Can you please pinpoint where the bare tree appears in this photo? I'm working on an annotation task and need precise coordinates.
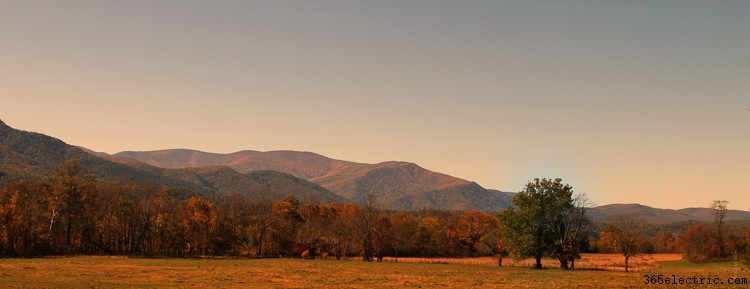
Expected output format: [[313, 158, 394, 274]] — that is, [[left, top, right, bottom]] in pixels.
[[554, 194, 592, 269], [711, 200, 728, 257], [600, 216, 649, 272], [354, 194, 381, 262], [247, 198, 273, 256]]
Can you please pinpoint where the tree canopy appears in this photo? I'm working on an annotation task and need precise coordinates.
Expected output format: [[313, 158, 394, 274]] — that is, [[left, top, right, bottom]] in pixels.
[[498, 178, 589, 269]]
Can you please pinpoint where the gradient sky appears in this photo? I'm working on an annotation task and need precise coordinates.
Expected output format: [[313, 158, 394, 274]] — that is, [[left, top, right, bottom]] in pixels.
[[1, 1, 748, 210]]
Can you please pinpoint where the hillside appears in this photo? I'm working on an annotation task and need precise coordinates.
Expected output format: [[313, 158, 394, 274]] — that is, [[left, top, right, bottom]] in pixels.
[[114, 149, 366, 180], [163, 166, 347, 203], [111, 149, 515, 211], [0, 119, 342, 203], [0, 119, 204, 194], [8, 119, 744, 218], [310, 161, 510, 211], [588, 203, 750, 224]]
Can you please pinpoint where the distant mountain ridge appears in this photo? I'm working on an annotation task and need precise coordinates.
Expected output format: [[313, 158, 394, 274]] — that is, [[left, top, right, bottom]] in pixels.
[[3, 118, 749, 222], [0, 119, 343, 203], [115, 149, 362, 180], [110, 149, 515, 211], [588, 203, 750, 224]]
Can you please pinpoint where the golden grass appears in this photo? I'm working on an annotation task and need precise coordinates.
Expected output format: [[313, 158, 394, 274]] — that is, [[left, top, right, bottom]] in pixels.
[[0, 255, 746, 288], [382, 253, 685, 271]]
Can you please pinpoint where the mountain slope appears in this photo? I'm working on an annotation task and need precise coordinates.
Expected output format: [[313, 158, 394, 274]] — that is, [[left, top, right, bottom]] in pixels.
[[0, 119, 343, 203], [162, 166, 347, 203], [588, 203, 750, 224], [311, 161, 510, 211], [0, 119, 204, 193], [4, 119, 747, 218], [115, 149, 366, 180], [112, 149, 515, 211]]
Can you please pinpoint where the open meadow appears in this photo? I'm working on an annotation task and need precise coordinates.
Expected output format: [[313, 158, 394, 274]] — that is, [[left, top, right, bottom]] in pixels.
[[0, 255, 748, 288], [381, 253, 684, 271]]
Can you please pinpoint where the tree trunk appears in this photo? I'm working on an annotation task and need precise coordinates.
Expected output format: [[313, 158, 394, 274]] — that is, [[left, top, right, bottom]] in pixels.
[[625, 255, 630, 272], [335, 240, 341, 260], [66, 217, 72, 247], [231, 222, 236, 257], [49, 210, 57, 249], [363, 235, 374, 262], [344, 239, 350, 260], [559, 258, 569, 270], [534, 256, 542, 269], [256, 237, 262, 256]]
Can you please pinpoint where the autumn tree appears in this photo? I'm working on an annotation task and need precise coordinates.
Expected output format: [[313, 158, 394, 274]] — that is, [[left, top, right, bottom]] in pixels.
[[414, 210, 462, 257], [182, 196, 215, 255], [372, 214, 394, 262], [390, 211, 417, 261], [498, 178, 581, 269], [47, 160, 97, 253], [0, 181, 48, 256], [149, 188, 183, 256], [297, 204, 336, 258], [415, 216, 442, 257], [330, 203, 357, 260], [247, 197, 273, 256], [679, 223, 714, 262], [354, 195, 381, 262], [651, 232, 677, 253], [456, 209, 497, 255], [269, 195, 302, 257], [479, 221, 508, 267], [216, 192, 249, 256], [97, 182, 137, 255], [599, 216, 650, 272]]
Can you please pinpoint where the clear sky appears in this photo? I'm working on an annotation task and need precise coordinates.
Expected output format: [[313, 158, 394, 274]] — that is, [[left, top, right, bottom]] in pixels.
[[1, 1, 748, 210]]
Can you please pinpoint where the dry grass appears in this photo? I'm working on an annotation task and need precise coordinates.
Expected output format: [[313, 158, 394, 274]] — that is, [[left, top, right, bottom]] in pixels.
[[0, 255, 746, 288], [382, 253, 684, 271]]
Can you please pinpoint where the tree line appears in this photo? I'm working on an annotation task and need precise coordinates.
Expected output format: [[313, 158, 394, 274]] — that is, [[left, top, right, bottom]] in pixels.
[[0, 160, 498, 259], [597, 200, 750, 270], [0, 160, 748, 270]]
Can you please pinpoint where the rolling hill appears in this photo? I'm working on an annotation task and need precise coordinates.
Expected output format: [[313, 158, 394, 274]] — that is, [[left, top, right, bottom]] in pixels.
[[114, 149, 365, 180], [162, 166, 348, 204], [4, 118, 748, 221], [588, 203, 750, 224], [0, 119, 204, 193], [0, 119, 343, 203], [110, 149, 515, 211]]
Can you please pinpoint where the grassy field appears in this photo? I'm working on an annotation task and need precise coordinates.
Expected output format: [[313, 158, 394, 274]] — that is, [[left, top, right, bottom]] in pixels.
[[0, 255, 747, 288], [381, 253, 684, 271]]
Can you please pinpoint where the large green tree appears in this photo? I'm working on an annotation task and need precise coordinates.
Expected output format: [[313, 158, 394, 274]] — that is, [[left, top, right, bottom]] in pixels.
[[499, 178, 588, 269]]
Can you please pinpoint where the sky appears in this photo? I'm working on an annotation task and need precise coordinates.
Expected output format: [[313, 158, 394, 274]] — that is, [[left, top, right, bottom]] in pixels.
[[1, 1, 748, 210]]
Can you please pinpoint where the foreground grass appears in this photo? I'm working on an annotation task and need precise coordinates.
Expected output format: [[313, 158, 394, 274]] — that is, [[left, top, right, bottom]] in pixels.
[[0, 256, 747, 288]]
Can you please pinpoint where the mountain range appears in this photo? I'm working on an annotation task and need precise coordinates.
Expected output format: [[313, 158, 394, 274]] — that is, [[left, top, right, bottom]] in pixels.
[[0, 119, 344, 203], [588, 203, 750, 224], [108, 149, 514, 211], [0, 119, 511, 210], [1, 118, 749, 223]]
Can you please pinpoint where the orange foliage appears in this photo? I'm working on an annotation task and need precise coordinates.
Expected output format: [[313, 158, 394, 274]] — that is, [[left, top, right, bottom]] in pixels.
[[678, 223, 713, 262]]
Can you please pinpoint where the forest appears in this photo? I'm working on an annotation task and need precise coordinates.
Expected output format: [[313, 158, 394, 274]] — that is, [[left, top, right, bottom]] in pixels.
[[1, 160, 748, 269]]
